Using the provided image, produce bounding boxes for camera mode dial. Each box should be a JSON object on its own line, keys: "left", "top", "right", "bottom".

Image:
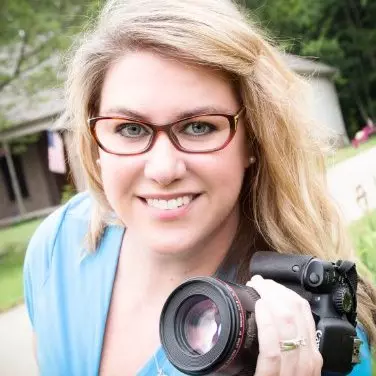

{"left": 333, "top": 286, "right": 353, "bottom": 314}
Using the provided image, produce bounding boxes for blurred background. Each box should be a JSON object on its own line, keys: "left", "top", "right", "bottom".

{"left": 0, "top": 0, "right": 375, "bottom": 374}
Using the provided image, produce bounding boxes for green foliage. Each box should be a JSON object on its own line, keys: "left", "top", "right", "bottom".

{"left": 0, "top": 1, "right": 104, "bottom": 91}
{"left": 0, "top": 112, "right": 12, "bottom": 131}
{"left": 1, "top": 1, "right": 85, "bottom": 88}
{"left": 0, "top": 248, "right": 25, "bottom": 312}
{"left": 244, "top": 0, "right": 376, "bottom": 138}
{"left": 0, "top": 0, "right": 104, "bottom": 150}
{"left": 0, "top": 218, "right": 42, "bottom": 256}
{"left": 348, "top": 210, "right": 376, "bottom": 374}
{"left": 349, "top": 209, "right": 376, "bottom": 276}
{"left": 10, "top": 134, "right": 41, "bottom": 155}
{"left": 61, "top": 183, "right": 77, "bottom": 205}
{"left": 0, "top": 218, "right": 42, "bottom": 311}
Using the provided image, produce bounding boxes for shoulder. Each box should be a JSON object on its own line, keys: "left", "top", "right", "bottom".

{"left": 23, "top": 191, "right": 93, "bottom": 324}
{"left": 24, "top": 191, "right": 93, "bottom": 280}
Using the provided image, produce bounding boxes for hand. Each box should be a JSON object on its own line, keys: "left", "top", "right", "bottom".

{"left": 246, "top": 275, "right": 323, "bottom": 376}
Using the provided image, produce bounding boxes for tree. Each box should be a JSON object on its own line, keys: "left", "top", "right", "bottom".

{"left": 244, "top": 0, "right": 376, "bottom": 137}
{"left": 0, "top": 0, "right": 103, "bottom": 129}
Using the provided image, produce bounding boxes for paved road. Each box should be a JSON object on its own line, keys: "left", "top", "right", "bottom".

{"left": 327, "top": 146, "right": 376, "bottom": 223}
{"left": 0, "top": 304, "right": 38, "bottom": 376}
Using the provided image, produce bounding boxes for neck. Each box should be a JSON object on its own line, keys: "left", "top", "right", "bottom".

{"left": 116, "top": 206, "right": 240, "bottom": 303}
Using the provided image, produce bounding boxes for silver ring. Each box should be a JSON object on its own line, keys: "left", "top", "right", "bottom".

{"left": 280, "top": 338, "right": 307, "bottom": 352}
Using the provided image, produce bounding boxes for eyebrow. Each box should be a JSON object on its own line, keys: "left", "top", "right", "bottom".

{"left": 100, "top": 105, "right": 235, "bottom": 123}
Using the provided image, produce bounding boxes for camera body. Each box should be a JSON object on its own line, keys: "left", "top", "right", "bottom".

{"left": 159, "top": 251, "right": 361, "bottom": 375}
{"left": 249, "top": 252, "right": 361, "bottom": 374}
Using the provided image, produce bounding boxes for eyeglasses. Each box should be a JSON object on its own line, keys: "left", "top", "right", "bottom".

{"left": 88, "top": 107, "right": 245, "bottom": 156}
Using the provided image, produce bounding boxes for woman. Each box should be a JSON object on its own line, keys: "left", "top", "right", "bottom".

{"left": 23, "top": 0, "right": 376, "bottom": 375}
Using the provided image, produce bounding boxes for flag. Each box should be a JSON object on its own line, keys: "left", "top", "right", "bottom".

{"left": 47, "top": 131, "right": 66, "bottom": 174}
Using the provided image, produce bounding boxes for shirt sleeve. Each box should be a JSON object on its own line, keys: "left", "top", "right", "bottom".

{"left": 23, "top": 205, "right": 67, "bottom": 329}
{"left": 23, "top": 191, "right": 92, "bottom": 330}
{"left": 23, "top": 257, "right": 35, "bottom": 328}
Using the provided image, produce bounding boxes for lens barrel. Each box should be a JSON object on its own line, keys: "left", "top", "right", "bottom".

{"left": 159, "top": 277, "right": 260, "bottom": 375}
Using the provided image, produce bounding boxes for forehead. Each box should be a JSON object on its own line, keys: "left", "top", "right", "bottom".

{"left": 99, "top": 50, "right": 239, "bottom": 122}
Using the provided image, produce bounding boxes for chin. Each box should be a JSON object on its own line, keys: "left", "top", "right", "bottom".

{"left": 151, "top": 242, "right": 195, "bottom": 257}
{"left": 145, "top": 234, "right": 201, "bottom": 257}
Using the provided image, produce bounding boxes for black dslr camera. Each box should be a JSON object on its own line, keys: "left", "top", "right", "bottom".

{"left": 159, "top": 251, "right": 362, "bottom": 375}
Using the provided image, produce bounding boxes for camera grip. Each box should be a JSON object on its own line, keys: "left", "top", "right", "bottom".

{"left": 249, "top": 251, "right": 313, "bottom": 284}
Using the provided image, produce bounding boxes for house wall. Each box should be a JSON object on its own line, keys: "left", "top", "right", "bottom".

{"left": 0, "top": 140, "right": 58, "bottom": 219}
{"left": 308, "top": 77, "right": 349, "bottom": 147}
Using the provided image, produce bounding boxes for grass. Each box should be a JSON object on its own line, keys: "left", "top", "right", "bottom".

{"left": 0, "top": 218, "right": 43, "bottom": 255}
{"left": 0, "top": 250, "right": 28, "bottom": 312}
{"left": 348, "top": 209, "right": 376, "bottom": 276}
{"left": 348, "top": 210, "right": 376, "bottom": 375}
{"left": 0, "top": 218, "right": 43, "bottom": 312}
{"left": 326, "top": 136, "right": 376, "bottom": 166}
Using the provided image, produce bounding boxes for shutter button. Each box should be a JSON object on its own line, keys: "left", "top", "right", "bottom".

{"left": 309, "top": 272, "right": 320, "bottom": 284}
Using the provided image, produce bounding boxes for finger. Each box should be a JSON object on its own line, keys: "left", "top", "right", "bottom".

{"left": 253, "top": 299, "right": 281, "bottom": 376}
{"left": 247, "top": 275, "right": 296, "bottom": 302}
{"left": 263, "top": 284, "right": 323, "bottom": 375}
{"left": 247, "top": 276, "right": 298, "bottom": 340}
{"left": 299, "top": 299, "right": 323, "bottom": 375}
{"left": 300, "top": 299, "right": 318, "bottom": 349}
{"left": 248, "top": 276, "right": 321, "bottom": 375}
{"left": 280, "top": 297, "right": 318, "bottom": 376}
{"left": 248, "top": 276, "right": 298, "bottom": 332}
{"left": 249, "top": 276, "right": 300, "bottom": 375}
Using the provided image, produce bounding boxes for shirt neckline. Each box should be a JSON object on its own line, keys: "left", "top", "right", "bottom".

{"left": 94, "top": 225, "right": 165, "bottom": 375}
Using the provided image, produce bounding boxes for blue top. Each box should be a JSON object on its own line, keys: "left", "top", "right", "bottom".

{"left": 23, "top": 192, "right": 372, "bottom": 375}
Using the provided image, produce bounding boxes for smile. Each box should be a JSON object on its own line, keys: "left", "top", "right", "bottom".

{"left": 146, "top": 195, "right": 194, "bottom": 210}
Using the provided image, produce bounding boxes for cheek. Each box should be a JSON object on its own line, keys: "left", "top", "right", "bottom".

{"left": 99, "top": 154, "right": 139, "bottom": 201}
{"left": 215, "top": 136, "right": 248, "bottom": 200}
{"left": 199, "top": 149, "right": 246, "bottom": 200}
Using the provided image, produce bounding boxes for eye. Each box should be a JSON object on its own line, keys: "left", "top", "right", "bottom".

{"left": 116, "top": 123, "right": 151, "bottom": 138}
{"left": 183, "top": 122, "right": 216, "bottom": 136}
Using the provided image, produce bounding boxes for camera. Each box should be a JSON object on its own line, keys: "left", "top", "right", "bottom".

{"left": 159, "top": 251, "right": 362, "bottom": 375}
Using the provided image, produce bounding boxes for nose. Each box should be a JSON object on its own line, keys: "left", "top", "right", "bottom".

{"left": 144, "top": 132, "right": 187, "bottom": 186}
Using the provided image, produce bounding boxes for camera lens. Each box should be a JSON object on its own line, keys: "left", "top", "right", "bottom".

{"left": 160, "top": 276, "right": 260, "bottom": 375}
{"left": 180, "top": 296, "right": 221, "bottom": 355}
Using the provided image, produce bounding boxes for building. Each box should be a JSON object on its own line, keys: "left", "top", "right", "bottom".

{"left": 282, "top": 54, "right": 348, "bottom": 146}
{"left": 0, "top": 54, "right": 349, "bottom": 224}
{"left": 0, "top": 87, "right": 73, "bottom": 225}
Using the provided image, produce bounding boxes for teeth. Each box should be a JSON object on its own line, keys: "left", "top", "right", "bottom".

{"left": 146, "top": 195, "right": 194, "bottom": 210}
{"left": 167, "top": 199, "right": 176, "bottom": 209}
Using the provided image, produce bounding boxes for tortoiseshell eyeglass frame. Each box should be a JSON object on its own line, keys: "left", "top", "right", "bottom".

{"left": 87, "top": 107, "right": 245, "bottom": 156}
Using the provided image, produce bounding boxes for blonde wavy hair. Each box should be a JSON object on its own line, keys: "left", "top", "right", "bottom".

{"left": 62, "top": 0, "right": 376, "bottom": 345}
